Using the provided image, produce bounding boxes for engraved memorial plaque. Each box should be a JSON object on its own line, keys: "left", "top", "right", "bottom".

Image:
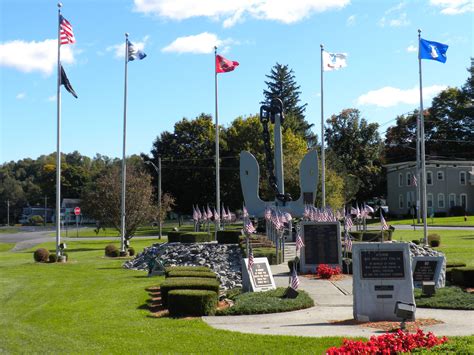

{"left": 361, "top": 250, "right": 405, "bottom": 279}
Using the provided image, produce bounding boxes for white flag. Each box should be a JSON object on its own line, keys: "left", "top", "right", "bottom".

{"left": 322, "top": 51, "right": 347, "bottom": 71}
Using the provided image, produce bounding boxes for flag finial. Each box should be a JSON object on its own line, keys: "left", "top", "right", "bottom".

{"left": 58, "top": 2, "right": 62, "bottom": 8}
{"left": 125, "top": 33, "right": 129, "bottom": 38}
{"left": 320, "top": 44, "right": 324, "bottom": 50}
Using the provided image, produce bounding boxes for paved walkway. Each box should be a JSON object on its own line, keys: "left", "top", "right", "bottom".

{"left": 204, "top": 263, "right": 474, "bottom": 337}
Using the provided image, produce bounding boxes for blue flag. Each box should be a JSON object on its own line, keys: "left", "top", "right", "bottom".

{"left": 127, "top": 40, "right": 147, "bottom": 62}
{"left": 419, "top": 38, "right": 448, "bottom": 63}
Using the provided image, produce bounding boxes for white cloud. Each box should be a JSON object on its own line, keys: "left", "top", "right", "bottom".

{"left": 162, "top": 32, "right": 234, "bottom": 54}
{"left": 134, "top": 0, "right": 349, "bottom": 27}
{"left": 430, "top": 0, "right": 473, "bottom": 15}
{"left": 16, "top": 92, "right": 26, "bottom": 100}
{"left": 379, "top": 12, "right": 409, "bottom": 27}
{"left": 0, "top": 39, "right": 74, "bottom": 76}
{"left": 406, "top": 44, "right": 417, "bottom": 52}
{"left": 346, "top": 14, "right": 356, "bottom": 26}
{"left": 107, "top": 35, "right": 149, "bottom": 58}
{"left": 357, "top": 85, "right": 447, "bottom": 108}
{"left": 47, "top": 95, "right": 56, "bottom": 102}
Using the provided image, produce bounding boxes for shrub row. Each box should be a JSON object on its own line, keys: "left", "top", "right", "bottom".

{"left": 160, "top": 277, "right": 220, "bottom": 308}
{"left": 168, "top": 290, "right": 218, "bottom": 316}
{"left": 216, "top": 230, "right": 241, "bottom": 244}
{"left": 450, "top": 267, "right": 474, "bottom": 287}
{"left": 167, "top": 232, "right": 212, "bottom": 243}
{"left": 164, "top": 266, "right": 211, "bottom": 277}
{"left": 33, "top": 248, "right": 68, "bottom": 263}
{"left": 166, "top": 270, "right": 217, "bottom": 279}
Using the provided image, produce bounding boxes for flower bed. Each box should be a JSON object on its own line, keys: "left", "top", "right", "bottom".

{"left": 326, "top": 329, "right": 447, "bottom": 354}
{"left": 317, "top": 264, "right": 341, "bottom": 279}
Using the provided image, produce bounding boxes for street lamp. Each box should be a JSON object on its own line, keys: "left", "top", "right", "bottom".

{"left": 145, "top": 159, "right": 162, "bottom": 239}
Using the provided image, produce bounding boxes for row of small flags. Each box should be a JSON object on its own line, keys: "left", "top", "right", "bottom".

{"left": 264, "top": 207, "right": 293, "bottom": 231}
{"left": 192, "top": 204, "right": 232, "bottom": 223}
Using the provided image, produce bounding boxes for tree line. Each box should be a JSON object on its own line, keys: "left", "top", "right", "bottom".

{"left": 1, "top": 61, "right": 472, "bottom": 224}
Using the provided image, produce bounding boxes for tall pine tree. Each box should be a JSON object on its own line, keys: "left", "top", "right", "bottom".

{"left": 262, "top": 63, "right": 315, "bottom": 145}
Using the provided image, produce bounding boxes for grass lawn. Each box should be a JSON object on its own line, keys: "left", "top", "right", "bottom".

{"left": 390, "top": 229, "right": 474, "bottom": 267}
{"left": 0, "top": 238, "right": 348, "bottom": 353}
{"left": 0, "top": 227, "right": 20, "bottom": 234}
{"left": 367, "top": 215, "right": 474, "bottom": 227}
{"left": 415, "top": 287, "right": 474, "bottom": 310}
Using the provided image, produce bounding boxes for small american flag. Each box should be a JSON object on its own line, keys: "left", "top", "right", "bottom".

{"left": 243, "top": 218, "right": 256, "bottom": 234}
{"left": 381, "top": 212, "right": 389, "bottom": 230}
{"left": 192, "top": 205, "right": 198, "bottom": 222}
{"left": 345, "top": 215, "right": 354, "bottom": 230}
{"left": 264, "top": 206, "right": 272, "bottom": 221}
{"left": 60, "top": 15, "right": 75, "bottom": 45}
{"left": 213, "top": 207, "right": 220, "bottom": 221}
{"left": 412, "top": 174, "right": 418, "bottom": 187}
{"left": 290, "top": 266, "right": 300, "bottom": 290}
{"left": 226, "top": 207, "right": 232, "bottom": 222}
{"left": 344, "top": 232, "right": 353, "bottom": 252}
{"left": 247, "top": 245, "right": 254, "bottom": 272}
{"left": 295, "top": 229, "right": 305, "bottom": 252}
{"left": 242, "top": 205, "right": 249, "bottom": 219}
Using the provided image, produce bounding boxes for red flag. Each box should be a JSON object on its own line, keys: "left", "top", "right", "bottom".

{"left": 216, "top": 54, "right": 239, "bottom": 73}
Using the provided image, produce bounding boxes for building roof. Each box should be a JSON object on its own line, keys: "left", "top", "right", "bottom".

{"left": 384, "top": 160, "right": 474, "bottom": 170}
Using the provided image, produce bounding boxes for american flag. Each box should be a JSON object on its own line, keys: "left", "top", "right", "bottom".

{"left": 192, "top": 206, "right": 198, "bottom": 222}
{"left": 295, "top": 229, "right": 305, "bottom": 252}
{"left": 264, "top": 206, "right": 272, "bottom": 221}
{"left": 381, "top": 212, "right": 389, "bottom": 230}
{"left": 344, "top": 232, "right": 353, "bottom": 252}
{"left": 271, "top": 211, "right": 283, "bottom": 230}
{"left": 60, "top": 15, "right": 75, "bottom": 45}
{"left": 201, "top": 207, "right": 207, "bottom": 221}
{"left": 303, "top": 205, "right": 310, "bottom": 220}
{"left": 243, "top": 218, "right": 256, "bottom": 234}
{"left": 412, "top": 174, "right": 418, "bottom": 186}
{"left": 242, "top": 205, "right": 249, "bottom": 219}
{"left": 290, "top": 266, "right": 300, "bottom": 290}
{"left": 226, "top": 207, "right": 232, "bottom": 222}
{"left": 221, "top": 205, "right": 227, "bottom": 220}
{"left": 345, "top": 215, "right": 354, "bottom": 230}
{"left": 247, "top": 245, "right": 254, "bottom": 272}
{"left": 207, "top": 206, "right": 213, "bottom": 219}
{"left": 213, "top": 207, "right": 220, "bottom": 221}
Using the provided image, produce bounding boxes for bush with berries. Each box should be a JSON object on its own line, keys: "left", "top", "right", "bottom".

{"left": 326, "top": 329, "right": 448, "bottom": 354}
{"left": 316, "top": 264, "right": 341, "bottom": 279}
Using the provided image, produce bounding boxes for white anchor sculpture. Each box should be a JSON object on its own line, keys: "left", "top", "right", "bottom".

{"left": 239, "top": 98, "right": 319, "bottom": 218}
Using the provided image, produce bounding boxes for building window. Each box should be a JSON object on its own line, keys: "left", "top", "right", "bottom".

{"left": 437, "top": 171, "right": 444, "bottom": 181}
{"left": 399, "top": 195, "right": 404, "bottom": 209}
{"left": 407, "top": 172, "right": 412, "bottom": 186}
{"left": 460, "top": 194, "right": 467, "bottom": 209}
{"left": 426, "top": 171, "right": 433, "bottom": 185}
{"left": 460, "top": 171, "right": 466, "bottom": 185}
{"left": 449, "top": 194, "right": 456, "bottom": 208}
{"left": 399, "top": 173, "right": 403, "bottom": 187}
{"left": 427, "top": 193, "right": 433, "bottom": 209}
{"left": 438, "top": 193, "right": 445, "bottom": 208}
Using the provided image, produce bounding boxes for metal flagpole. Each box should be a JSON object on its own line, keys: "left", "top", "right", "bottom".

{"left": 120, "top": 33, "right": 129, "bottom": 253}
{"left": 320, "top": 44, "right": 326, "bottom": 208}
{"left": 214, "top": 46, "right": 220, "bottom": 237}
{"left": 55, "top": 2, "right": 62, "bottom": 257}
{"left": 158, "top": 156, "right": 162, "bottom": 239}
{"left": 416, "top": 115, "right": 421, "bottom": 223}
{"left": 418, "top": 29, "right": 428, "bottom": 246}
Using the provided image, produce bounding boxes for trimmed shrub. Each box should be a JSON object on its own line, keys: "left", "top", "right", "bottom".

{"left": 412, "top": 239, "right": 421, "bottom": 245}
{"left": 109, "top": 249, "right": 120, "bottom": 258}
{"left": 128, "top": 247, "right": 135, "bottom": 256}
{"left": 48, "top": 254, "right": 58, "bottom": 263}
{"left": 164, "top": 266, "right": 211, "bottom": 277}
{"left": 451, "top": 267, "right": 474, "bottom": 287}
{"left": 166, "top": 270, "right": 217, "bottom": 279}
{"left": 105, "top": 244, "right": 118, "bottom": 257}
{"left": 180, "top": 232, "right": 212, "bottom": 243}
{"left": 160, "top": 277, "right": 220, "bottom": 307}
{"left": 119, "top": 251, "right": 128, "bottom": 257}
{"left": 430, "top": 240, "right": 440, "bottom": 247}
{"left": 253, "top": 248, "right": 280, "bottom": 265}
{"left": 449, "top": 205, "right": 466, "bottom": 216}
{"left": 29, "top": 215, "right": 44, "bottom": 226}
{"left": 167, "top": 231, "right": 184, "bottom": 243}
{"left": 168, "top": 289, "right": 218, "bottom": 316}
{"left": 434, "top": 212, "right": 447, "bottom": 218}
{"left": 428, "top": 234, "right": 441, "bottom": 247}
{"left": 33, "top": 248, "right": 49, "bottom": 262}
{"left": 216, "top": 230, "right": 241, "bottom": 244}
{"left": 447, "top": 262, "right": 466, "bottom": 268}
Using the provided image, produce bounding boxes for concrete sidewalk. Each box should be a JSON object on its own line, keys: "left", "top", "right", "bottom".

{"left": 203, "top": 264, "right": 474, "bottom": 337}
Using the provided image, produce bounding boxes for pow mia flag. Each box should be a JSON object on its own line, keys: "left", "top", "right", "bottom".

{"left": 60, "top": 65, "right": 78, "bottom": 98}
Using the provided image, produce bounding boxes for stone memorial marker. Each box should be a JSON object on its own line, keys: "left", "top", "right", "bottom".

{"left": 412, "top": 256, "right": 445, "bottom": 288}
{"left": 241, "top": 257, "right": 276, "bottom": 292}
{"left": 352, "top": 242, "right": 415, "bottom": 322}
{"left": 300, "top": 222, "right": 341, "bottom": 273}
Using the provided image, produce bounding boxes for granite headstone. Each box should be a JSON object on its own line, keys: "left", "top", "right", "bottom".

{"left": 412, "top": 256, "right": 445, "bottom": 288}
{"left": 241, "top": 257, "right": 276, "bottom": 292}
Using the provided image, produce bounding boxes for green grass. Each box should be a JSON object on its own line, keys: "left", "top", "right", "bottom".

{"left": 367, "top": 215, "right": 474, "bottom": 227}
{"left": 390, "top": 229, "right": 474, "bottom": 267}
{"left": 413, "top": 336, "right": 474, "bottom": 353}
{"left": 415, "top": 287, "right": 474, "bottom": 310}
{"left": 0, "top": 243, "right": 15, "bottom": 252}
{"left": 0, "top": 227, "right": 20, "bottom": 234}
{"left": 218, "top": 287, "right": 314, "bottom": 315}
{"left": 0, "top": 238, "right": 350, "bottom": 353}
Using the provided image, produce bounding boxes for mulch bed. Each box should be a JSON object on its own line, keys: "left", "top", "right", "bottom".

{"left": 329, "top": 318, "right": 444, "bottom": 332}
{"left": 302, "top": 274, "right": 347, "bottom": 281}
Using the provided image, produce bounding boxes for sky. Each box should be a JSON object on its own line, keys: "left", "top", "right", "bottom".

{"left": 1, "top": 0, "right": 472, "bottom": 164}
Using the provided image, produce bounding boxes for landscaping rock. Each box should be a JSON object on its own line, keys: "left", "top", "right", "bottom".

{"left": 123, "top": 242, "right": 243, "bottom": 290}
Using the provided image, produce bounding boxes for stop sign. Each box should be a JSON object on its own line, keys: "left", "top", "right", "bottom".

{"left": 74, "top": 207, "right": 81, "bottom": 216}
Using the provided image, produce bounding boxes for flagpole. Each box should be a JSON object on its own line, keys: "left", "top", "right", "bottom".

{"left": 120, "top": 33, "right": 129, "bottom": 253}
{"left": 320, "top": 44, "right": 326, "bottom": 208}
{"left": 418, "top": 29, "right": 428, "bottom": 246}
{"left": 416, "top": 116, "right": 421, "bottom": 223}
{"left": 55, "top": 2, "right": 62, "bottom": 257}
{"left": 214, "top": 46, "right": 220, "bottom": 237}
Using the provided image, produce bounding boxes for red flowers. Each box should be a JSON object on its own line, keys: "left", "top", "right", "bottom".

{"left": 326, "top": 329, "right": 448, "bottom": 354}
{"left": 317, "top": 264, "right": 341, "bottom": 279}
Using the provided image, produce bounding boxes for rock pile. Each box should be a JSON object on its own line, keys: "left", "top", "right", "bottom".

{"left": 408, "top": 242, "right": 446, "bottom": 287}
{"left": 123, "top": 242, "right": 243, "bottom": 290}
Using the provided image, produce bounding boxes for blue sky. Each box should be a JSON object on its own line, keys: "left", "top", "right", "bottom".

{"left": 1, "top": 0, "right": 472, "bottom": 163}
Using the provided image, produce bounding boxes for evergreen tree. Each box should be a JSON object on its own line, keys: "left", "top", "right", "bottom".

{"left": 262, "top": 63, "right": 315, "bottom": 145}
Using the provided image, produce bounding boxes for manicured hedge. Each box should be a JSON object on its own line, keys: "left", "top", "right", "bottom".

{"left": 447, "top": 262, "right": 467, "bottom": 268}
{"left": 164, "top": 266, "right": 211, "bottom": 277}
{"left": 167, "top": 231, "right": 184, "bottom": 243}
{"left": 451, "top": 267, "right": 474, "bottom": 287}
{"left": 168, "top": 232, "right": 212, "bottom": 243}
{"left": 252, "top": 247, "right": 281, "bottom": 265}
{"left": 350, "top": 231, "right": 392, "bottom": 242}
{"left": 168, "top": 289, "right": 218, "bottom": 316}
{"left": 428, "top": 234, "right": 441, "bottom": 247}
{"left": 33, "top": 248, "right": 49, "bottom": 262}
{"left": 216, "top": 230, "right": 241, "bottom": 244}
{"left": 160, "top": 277, "right": 220, "bottom": 307}
{"left": 166, "top": 270, "right": 217, "bottom": 279}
